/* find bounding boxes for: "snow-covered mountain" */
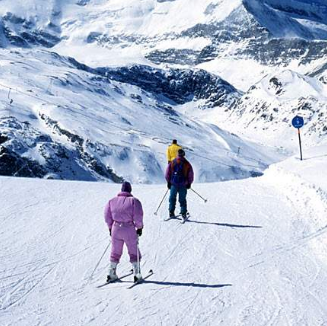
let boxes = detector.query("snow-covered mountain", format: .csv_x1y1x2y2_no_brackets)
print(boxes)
1,0,327,182
224,70,327,148
1,0,327,86
1,49,278,182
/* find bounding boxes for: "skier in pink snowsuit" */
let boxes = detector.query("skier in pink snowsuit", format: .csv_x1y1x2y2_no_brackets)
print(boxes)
104,181,144,282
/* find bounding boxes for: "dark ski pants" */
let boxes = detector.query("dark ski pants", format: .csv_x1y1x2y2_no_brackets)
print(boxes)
169,185,187,215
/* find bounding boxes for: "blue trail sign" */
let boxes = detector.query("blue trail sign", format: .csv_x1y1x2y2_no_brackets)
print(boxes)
291,115,304,160
292,116,304,129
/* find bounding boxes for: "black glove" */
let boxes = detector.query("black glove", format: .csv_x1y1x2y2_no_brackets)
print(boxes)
136,228,143,236
109,229,112,236
167,182,171,189
186,184,191,189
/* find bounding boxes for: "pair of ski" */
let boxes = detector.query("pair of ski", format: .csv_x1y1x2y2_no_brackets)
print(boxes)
164,212,190,224
97,269,154,289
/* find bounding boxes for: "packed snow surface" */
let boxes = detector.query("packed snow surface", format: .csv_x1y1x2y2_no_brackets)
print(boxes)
1,144,327,325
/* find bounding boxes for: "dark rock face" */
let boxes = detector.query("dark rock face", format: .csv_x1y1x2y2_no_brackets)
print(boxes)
0,134,9,144
146,49,201,65
145,4,327,67
269,77,284,96
0,146,46,177
64,57,241,107
38,114,124,182
98,65,241,108
241,38,327,66
0,12,61,48
0,117,124,182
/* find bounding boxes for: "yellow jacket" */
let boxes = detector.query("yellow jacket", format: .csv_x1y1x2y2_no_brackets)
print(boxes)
167,143,182,163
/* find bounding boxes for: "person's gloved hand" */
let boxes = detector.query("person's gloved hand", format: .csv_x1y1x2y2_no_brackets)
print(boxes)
109,229,112,236
167,182,171,189
136,228,143,236
186,184,191,189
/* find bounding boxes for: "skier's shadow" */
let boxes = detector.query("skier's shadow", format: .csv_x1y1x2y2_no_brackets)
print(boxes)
187,220,262,229
142,280,232,289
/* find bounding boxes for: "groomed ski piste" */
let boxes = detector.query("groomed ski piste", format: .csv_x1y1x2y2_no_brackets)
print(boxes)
1,144,327,326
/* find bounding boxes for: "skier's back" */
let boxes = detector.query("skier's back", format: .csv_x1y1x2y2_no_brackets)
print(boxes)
167,139,182,163
165,149,194,219
104,181,143,282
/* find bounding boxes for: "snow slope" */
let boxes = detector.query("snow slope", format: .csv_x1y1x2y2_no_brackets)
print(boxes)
1,144,327,325
0,48,281,183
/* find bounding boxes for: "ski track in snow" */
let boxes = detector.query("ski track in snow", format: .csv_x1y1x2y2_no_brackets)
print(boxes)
1,170,327,325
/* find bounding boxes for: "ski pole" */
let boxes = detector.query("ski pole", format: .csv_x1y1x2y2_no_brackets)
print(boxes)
191,188,208,203
89,240,111,281
136,236,141,277
154,189,169,215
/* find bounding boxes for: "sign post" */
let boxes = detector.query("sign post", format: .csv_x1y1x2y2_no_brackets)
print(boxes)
291,116,304,160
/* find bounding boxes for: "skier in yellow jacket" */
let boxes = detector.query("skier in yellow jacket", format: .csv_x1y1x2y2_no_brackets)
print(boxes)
167,139,182,163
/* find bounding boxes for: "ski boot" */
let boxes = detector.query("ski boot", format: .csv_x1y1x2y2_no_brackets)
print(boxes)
132,261,142,283
181,211,189,222
169,210,175,218
106,262,118,282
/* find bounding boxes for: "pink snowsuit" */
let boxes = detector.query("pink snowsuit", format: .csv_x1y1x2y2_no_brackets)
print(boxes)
104,192,143,263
